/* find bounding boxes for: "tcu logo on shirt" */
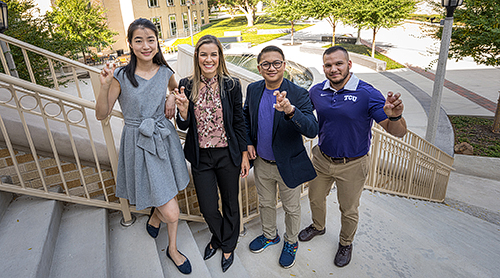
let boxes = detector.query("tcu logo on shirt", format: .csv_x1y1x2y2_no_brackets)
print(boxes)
344,95,357,102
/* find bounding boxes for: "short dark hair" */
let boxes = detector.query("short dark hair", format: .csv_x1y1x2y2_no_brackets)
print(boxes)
257,45,285,63
323,46,349,60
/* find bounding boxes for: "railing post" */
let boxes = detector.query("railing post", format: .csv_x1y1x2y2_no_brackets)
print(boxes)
492,91,500,133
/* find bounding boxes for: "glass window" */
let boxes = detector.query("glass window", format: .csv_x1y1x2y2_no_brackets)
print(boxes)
192,11,198,30
148,0,159,8
180,0,186,5
151,17,162,38
166,0,174,6
182,12,189,33
169,14,177,36
201,10,205,25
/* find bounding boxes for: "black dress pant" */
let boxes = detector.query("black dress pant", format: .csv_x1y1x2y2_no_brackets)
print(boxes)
191,147,240,253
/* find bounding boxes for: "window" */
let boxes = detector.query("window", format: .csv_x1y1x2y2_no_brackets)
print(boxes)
180,0,186,5
148,0,159,8
169,14,177,36
192,11,198,30
151,17,162,38
182,12,189,33
166,0,174,6
201,10,205,25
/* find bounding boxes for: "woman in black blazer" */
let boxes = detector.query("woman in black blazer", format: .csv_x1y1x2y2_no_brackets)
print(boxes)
175,35,249,273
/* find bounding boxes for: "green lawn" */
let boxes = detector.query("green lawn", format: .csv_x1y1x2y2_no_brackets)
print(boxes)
172,16,311,47
323,43,405,70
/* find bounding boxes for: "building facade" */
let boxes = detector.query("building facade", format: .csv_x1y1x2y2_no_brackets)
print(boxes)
101,0,209,51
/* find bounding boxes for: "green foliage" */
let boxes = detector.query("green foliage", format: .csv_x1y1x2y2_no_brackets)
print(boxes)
46,0,117,60
1,0,74,87
346,0,416,30
218,0,260,26
445,0,500,67
302,0,347,43
266,0,304,22
449,115,500,157
172,15,311,46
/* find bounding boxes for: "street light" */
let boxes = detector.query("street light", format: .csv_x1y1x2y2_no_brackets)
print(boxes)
186,0,194,46
0,1,8,33
425,0,463,144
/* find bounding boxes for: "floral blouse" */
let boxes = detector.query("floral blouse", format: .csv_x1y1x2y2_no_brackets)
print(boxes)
194,75,228,148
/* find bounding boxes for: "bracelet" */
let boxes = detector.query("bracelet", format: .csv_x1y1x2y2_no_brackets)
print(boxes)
388,115,402,121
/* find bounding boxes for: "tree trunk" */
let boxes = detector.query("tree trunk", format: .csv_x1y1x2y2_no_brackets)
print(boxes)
245,9,254,27
290,21,295,45
371,28,377,58
326,16,336,46
493,91,500,133
356,27,362,45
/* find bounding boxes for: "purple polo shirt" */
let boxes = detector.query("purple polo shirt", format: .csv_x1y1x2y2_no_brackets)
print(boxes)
257,87,276,161
309,74,388,158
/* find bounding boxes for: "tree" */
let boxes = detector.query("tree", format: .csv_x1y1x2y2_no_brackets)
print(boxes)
348,0,416,57
266,0,304,45
46,0,117,62
303,0,347,46
436,0,499,132
219,0,259,27
2,0,74,86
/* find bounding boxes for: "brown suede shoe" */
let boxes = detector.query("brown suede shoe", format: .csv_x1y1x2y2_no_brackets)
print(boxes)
298,224,326,242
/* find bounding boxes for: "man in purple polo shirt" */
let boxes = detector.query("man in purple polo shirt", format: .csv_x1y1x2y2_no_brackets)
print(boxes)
298,46,407,267
243,45,318,268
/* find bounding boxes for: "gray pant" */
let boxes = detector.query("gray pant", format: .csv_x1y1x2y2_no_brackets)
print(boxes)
254,157,301,244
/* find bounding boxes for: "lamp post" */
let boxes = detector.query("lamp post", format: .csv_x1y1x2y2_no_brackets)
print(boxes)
0,1,17,78
425,0,463,144
186,0,194,46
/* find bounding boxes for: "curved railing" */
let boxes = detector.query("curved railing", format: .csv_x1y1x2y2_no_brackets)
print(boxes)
0,34,454,230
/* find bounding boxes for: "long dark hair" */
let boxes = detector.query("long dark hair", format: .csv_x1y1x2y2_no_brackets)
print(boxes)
119,18,174,87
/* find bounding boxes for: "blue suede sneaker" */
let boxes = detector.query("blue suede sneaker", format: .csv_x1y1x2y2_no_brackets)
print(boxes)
249,234,281,253
279,241,298,268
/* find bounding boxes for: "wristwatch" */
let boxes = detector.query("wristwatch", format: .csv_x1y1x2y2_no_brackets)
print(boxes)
388,115,402,121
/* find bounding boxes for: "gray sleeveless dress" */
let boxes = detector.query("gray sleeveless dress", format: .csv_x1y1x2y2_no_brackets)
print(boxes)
114,65,189,211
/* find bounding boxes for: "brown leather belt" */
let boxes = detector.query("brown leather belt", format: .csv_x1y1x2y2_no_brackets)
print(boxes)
320,149,364,164
260,157,277,165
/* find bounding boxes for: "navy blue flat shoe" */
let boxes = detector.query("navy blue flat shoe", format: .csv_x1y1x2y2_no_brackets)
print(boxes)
166,247,192,274
146,207,160,238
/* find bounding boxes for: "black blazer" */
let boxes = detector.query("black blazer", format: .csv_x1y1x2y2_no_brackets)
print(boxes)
176,76,247,168
243,78,318,188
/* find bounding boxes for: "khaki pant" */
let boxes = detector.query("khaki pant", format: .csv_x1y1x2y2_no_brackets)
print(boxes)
308,145,370,246
254,157,301,244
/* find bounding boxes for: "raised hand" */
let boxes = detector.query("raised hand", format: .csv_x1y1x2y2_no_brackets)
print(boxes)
383,91,404,118
273,90,295,115
174,86,189,120
99,62,116,87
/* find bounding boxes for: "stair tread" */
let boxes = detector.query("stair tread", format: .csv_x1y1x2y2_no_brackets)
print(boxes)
49,204,109,278
155,220,211,277
0,195,62,278
108,212,164,278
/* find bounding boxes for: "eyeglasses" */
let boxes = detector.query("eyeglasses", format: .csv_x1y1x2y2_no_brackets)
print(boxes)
259,60,284,70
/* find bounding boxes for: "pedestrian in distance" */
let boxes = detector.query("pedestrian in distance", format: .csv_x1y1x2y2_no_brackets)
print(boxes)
243,45,319,269
95,18,192,275
174,34,250,273
299,45,407,268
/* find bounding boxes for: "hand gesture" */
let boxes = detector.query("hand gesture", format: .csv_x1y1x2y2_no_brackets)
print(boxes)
383,91,404,118
174,86,189,120
273,90,294,115
99,62,116,87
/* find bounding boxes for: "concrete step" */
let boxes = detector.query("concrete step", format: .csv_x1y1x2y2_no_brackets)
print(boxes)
156,220,211,277
188,221,250,277
108,212,164,278
0,195,63,277
0,191,12,222
49,204,110,278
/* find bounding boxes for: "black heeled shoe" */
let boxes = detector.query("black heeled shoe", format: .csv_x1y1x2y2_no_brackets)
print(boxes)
204,242,217,260
166,247,192,274
221,251,234,273
146,207,160,238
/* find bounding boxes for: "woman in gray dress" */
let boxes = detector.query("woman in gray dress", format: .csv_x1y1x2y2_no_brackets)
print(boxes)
96,18,192,275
